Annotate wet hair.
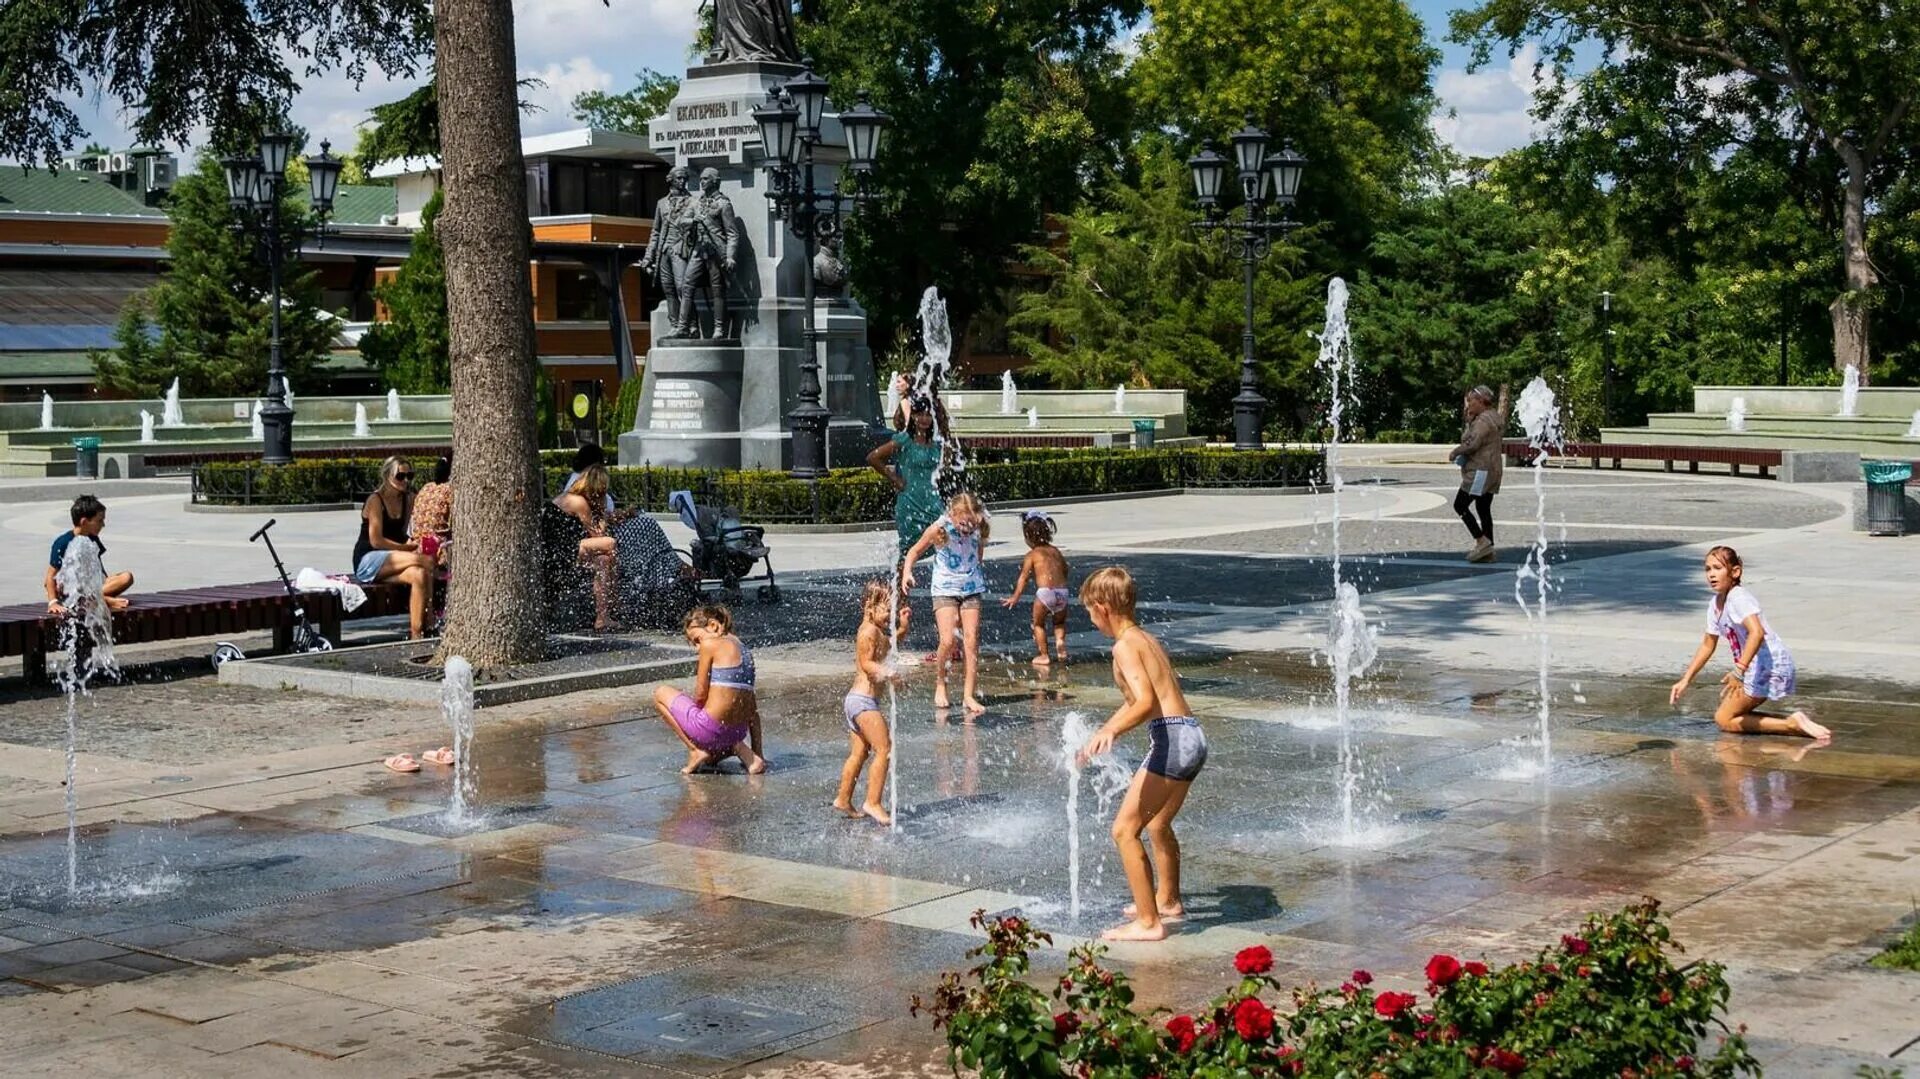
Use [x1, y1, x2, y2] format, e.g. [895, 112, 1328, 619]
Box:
[1467, 385, 1496, 406]
[946, 491, 989, 543]
[432, 456, 452, 485]
[1079, 565, 1136, 618]
[1021, 514, 1056, 547]
[683, 603, 733, 634]
[570, 443, 606, 472]
[70, 494, 104, 525]
[861, 579, 893, 615]
[1705, 545, 1744, 581]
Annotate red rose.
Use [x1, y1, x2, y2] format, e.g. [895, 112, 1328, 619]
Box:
[1463, 961, 1488, 977]
[1340, 981, 1357, 995]
[1234, 945, 1274, 975]
[1425, 954, 1463, 987]
[1488, 1047, 1527, 1075]
[1657, 989, 1673, 1006]
[1563, 935, 1591, 956]
[1166, 1015, 1198, 1053]
[1232, 997, 1275, 1042]
[1577, 965, 1592, 978]
[1352, 969, 1374, 985]
[1374, 991, 1418, 1020]
[1676, 1055, 1694, 1071]
[1052, 1011, 1080, 1042]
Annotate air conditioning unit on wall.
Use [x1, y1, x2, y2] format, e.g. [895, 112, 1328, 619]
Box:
[145, 157, 176, 191]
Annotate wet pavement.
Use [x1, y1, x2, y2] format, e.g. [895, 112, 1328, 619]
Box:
[2, 465, 1918, 1077]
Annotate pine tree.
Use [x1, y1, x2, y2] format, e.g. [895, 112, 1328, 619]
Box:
[94, 153, 335, 398]
[360, 190, 450, 393]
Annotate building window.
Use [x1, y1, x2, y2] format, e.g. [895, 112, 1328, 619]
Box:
[552, 267, 607, 321]
[551, 162, 586, 215]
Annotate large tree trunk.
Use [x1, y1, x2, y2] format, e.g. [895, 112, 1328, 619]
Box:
[1830, 159, 1876, 383]
[435, 0, 546, 667]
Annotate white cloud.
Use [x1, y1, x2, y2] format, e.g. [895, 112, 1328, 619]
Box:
[1430, 42, 1548, 158]
[518, 56, 616, 134]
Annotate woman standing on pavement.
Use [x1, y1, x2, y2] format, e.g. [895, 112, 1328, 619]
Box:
[1447, 383, 1509, 563]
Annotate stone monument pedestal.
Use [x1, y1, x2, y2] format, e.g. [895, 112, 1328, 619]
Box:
[618, 58, 883, 473]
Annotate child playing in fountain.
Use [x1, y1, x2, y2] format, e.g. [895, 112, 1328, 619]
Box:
[1076, 565, 1206, 942]
[1669, 545, 1831, 741]
[902, 491, 990, 715]
[1001, 511, 1070, 667]
[652, 604, 768, 774]
[46, 494, 133, 615]
[834, 580, 910, 825]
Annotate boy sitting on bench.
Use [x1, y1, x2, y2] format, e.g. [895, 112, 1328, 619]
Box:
[46, 494, 134, 616]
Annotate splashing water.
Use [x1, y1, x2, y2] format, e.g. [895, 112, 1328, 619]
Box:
[1026, 406, 1039, 428]
[283, 379, 294, 413]
[161, 377, 184, 427]
[386, 388, 402, 423]
[1838, 366, 1859, 417]
[1514, 377, 1563, 775]
[353, 403, 372, 438]
[442, 657, 478, 825]
[1727, 395, 1747, 433]
[54, 536, 118, 896]
[1000, 370, 1018, 414]
[1313, 277, 1375, 841]
[910, 287, 968, 490]
[884, 370, 901, 419]
[39, 391, 54, 431]
[139, 411, 155, 444]
[1059, 710, 1130, 921]
[1113, 385, 1127, 414]
[250, 399, 265, 440]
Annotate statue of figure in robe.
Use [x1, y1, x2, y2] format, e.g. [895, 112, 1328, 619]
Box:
[713, 0, 801, 64]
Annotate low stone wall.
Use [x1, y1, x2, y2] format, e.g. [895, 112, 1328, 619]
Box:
[1779, 450, 1860, 483]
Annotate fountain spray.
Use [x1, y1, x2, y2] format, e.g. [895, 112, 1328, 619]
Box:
[442, 657, 478, 825]
[1514, 377, 1563, 773]
[53, 536, 118, 896]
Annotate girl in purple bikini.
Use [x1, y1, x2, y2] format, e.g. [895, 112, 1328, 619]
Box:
[652, 605, 768, 774]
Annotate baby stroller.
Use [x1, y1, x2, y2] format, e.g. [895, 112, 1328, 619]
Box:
[668, 486, 780, 603]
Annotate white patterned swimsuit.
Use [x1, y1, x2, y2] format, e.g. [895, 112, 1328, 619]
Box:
[1707, 585, 1796, 700]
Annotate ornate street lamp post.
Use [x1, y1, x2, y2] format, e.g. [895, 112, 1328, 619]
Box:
[754, 63, 889, 479]
[222, 135, 342, 464]
[1189, 121, 1306, 450]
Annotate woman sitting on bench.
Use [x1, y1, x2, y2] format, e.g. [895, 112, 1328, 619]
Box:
[352, 456, 436, 639]
[556, 465, 619, 632]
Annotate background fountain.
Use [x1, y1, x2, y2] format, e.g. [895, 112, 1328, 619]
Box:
[1315, 277, 1377, 843]
[1838, 366, 1860, 417]
[1113, 385, 1127, 414]
[250, 400, 265, 440]
[442, 657, 478, 825]
[884, 370, 901, 420]
[161, 378, 184, 428]
[1514, 376, 1564, 776]
[53, 536, 119, 896]
[353, 403, 372, 438]
[39, 392, 54, 431]
[1907, 409, 1920, 438]
[1727, 395, 1747, 433]
[138, 411, 156, 444]
[1026, 406, 1039, 428]
[386, 388, 402, 423]
[1000, 370, 1018, 414]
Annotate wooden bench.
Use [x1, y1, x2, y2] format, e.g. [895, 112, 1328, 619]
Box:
[0, 580, 409, 684]
[1503, 440, 1783, 478]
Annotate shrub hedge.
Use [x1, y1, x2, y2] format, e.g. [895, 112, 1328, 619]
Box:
[195, 446, 1324, 521]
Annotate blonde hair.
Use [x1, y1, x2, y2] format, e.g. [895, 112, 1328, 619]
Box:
[947, 491, 990, 543]
[683, 603, 733, 634]
[568, 465, 610, 516]
[379, 455, 409, 485]
[861, 579, 893, 616]
[1078, 565, 1136, 618]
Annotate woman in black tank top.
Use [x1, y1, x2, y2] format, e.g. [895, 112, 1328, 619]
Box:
[353, 456, 438, 639]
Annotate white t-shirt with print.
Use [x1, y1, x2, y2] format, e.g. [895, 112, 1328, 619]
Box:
[1706, 585, 1784, 663]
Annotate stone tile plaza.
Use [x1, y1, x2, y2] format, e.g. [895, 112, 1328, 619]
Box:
[2, 460, 1919, 1076]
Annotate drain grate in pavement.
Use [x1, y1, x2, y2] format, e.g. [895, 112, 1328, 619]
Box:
[594, 996, 827, 1059]
[378, 803, 553, 838]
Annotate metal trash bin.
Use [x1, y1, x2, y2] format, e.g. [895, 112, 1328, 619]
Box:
[71, 436, 101, 480]
[1863, 460, 1913, 536]
[1131, 418, 1156, 449]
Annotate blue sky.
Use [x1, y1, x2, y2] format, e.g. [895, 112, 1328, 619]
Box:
[54, 0, 1546, 163]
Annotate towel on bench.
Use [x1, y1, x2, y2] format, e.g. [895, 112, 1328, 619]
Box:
[294, 568, 367, 613]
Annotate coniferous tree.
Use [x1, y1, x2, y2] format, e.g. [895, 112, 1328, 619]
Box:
[359, 190, 450, 392]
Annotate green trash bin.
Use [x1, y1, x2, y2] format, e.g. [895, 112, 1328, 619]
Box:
[1863, 460, 1912, 536]
[1131, 418, 1156, 449]
[71, 436, 101, 480]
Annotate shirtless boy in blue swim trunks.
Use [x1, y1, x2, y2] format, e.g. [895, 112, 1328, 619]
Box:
[1075, 565, 1206, 942]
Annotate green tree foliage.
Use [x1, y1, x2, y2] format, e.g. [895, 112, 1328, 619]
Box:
[355, 81, 442, 175]
[359, 190, 450, 393]
[0, 0, 430, 167]
[94, 154, 334, 398]
[800, 0, 1144, 352]
[570, 69, 679, 134]
[1130, 0, 1440, 250]
[1451, 0, 1920, 377]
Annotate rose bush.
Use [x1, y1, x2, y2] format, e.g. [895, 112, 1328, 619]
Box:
[913, 899, 1758, 1078]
